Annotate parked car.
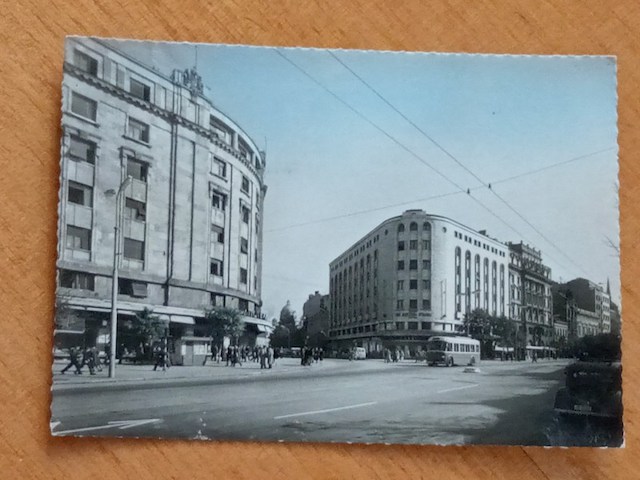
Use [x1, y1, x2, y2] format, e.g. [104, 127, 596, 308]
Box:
[554, 361, 622, 421]
[353, 347, 367, 360]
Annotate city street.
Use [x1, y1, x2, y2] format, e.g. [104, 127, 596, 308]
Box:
[49, 358, 622, 447]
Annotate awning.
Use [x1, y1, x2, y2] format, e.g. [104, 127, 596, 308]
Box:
[171, 315, 195, 325]
[54, 329, 85, 335]
[255, 325, 269, 333]
[158, 314, 171, 322]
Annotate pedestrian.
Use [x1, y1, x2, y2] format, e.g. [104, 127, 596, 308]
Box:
[61, 346, 83, 375]
[153, 345, 167, 371]
[532, 351, 537, 363]
[226, 345, 233, 366]
[319, 347, 324, 361]
[267, 345, 275, 369]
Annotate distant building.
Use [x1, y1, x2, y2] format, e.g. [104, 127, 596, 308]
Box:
[302, 291, 331, 340]
[552, 278, 611, 339]
[329, 210, 509, 355]
[507, 242, 553, 346]
[56, 37, 272, 350]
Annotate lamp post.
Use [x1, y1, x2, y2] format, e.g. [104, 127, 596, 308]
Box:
[105, 176, 132, 378]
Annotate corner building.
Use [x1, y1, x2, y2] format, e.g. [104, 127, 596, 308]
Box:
[56, 37, 271, 347]
[329, 210, 509, 355]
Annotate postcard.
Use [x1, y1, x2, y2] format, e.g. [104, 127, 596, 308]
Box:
[51, 37, 621, 447]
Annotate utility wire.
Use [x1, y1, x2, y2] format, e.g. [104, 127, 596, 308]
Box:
[265, 190, 464, 233]
[274, 48, 582, 275]
[266, 150, 607, 234]
[274, 49, 533, 243]
[327, 50, 611, 277]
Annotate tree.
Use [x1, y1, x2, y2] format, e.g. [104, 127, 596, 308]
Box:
[203, 306, 244, 347]
[130, 308, 167, 359]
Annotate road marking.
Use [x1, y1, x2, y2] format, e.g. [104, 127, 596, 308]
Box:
[52, 418, 160, 436]
[437, 384, 479, 394]
[274, 402, 378, 420]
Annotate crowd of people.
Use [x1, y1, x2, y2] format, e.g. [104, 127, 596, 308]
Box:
[300, 346, 324, 366]
[205, 344, 280, 369]
[383, 347, 406, 363]
[60, 346, 103, 375]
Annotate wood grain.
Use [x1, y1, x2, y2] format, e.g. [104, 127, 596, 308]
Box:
[0, 1, 638, 478]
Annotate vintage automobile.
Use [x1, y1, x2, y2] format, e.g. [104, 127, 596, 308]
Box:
[554, 361, 623, 420]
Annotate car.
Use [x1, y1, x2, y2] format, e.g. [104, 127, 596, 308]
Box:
[353, 347, 367, 360]
[553, 361, 622, 421]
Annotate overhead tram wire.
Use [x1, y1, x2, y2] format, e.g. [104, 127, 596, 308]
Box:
[273, 48, 579, 275]
[266, 151, 608, 234]
[327, 50, 607, 278]
[265, 190, 464, 233]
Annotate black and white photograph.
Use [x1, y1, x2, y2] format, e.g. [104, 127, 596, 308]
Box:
[51, 37, 621, 447]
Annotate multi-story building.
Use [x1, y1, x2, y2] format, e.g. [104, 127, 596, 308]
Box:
[328, 210, 509, 355]
[552, 277, 611, 339]
[302, 291, 331, 346]
[55, 37, 272, 348]
[507, 242, 553, 346]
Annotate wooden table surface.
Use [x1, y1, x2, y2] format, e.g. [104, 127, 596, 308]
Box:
[0, 1, 638, 478]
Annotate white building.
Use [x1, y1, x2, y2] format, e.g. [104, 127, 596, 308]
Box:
[329, 210, 509, 355]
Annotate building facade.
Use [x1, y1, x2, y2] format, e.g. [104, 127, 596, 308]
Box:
[328, 210, 509, 355]
[552, 278, 611, 340]
[507, 242, 553, 346]
[302, 291, 331, 340]
[55, 37, 272, 349]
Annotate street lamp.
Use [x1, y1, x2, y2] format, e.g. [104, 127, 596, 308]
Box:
[105, 176, 132, 378]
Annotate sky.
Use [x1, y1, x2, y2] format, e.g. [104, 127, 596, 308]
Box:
[102, 38, 620, 321]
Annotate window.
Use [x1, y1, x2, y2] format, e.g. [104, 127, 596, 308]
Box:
[68, 181, 92, 207]
[409, 299, 418, 311]
[118, 279, 147, 297]
[409, 222, 418, 231]
[421, 321, 431, 330]
[397, 223, 405, 233]
[129, 78, 151, 101]
[396, 300, 404, 310]
[422, 259, 431, 270]
[66, 225, 91, 250]
[409, 279, 418, 290]
[60, 270, 94, 291]
[212, 156, 227, 177]
[124, 198, 146, 221]
[126, 157, 148, 182]
[397, 280, 404, 291]
[240, 237, 248, 254]
[68, 135, 96, 164]
[422, 299, 431, 310]
[240, 268, 248, 284]
[241, 205, 250, 223]
[409, 259, 418, 270]
[397, 260, 405, 270]
[127, 118, 150, 143]
[211, 224, 224, 243]
[398, 241, 405, 251]
[423, 240, 430, 250]
[238, 299, 249, 311]
[71, 92, 97, 121]
[74, 50, 98, 76]
[241, 175, 250, 193]
[211, 293, 224, 306]
[212, 191, 226, 210]
[396, 321, 404, 330]
[422, 279, 431, 290]
[408, 321, 418, 330]
[123, 238, 144, 261]
[409, 240, 417, 250]
[423, 222, 431, 231]
[210, 258, 223, 277]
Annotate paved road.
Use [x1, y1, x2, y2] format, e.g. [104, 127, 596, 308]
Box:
[50, 359, 619, 446]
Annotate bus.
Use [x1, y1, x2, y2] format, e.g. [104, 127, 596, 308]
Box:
[426, 336, 481, 367]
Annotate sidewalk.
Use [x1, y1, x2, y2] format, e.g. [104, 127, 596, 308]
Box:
[51, 357, 389, 394]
